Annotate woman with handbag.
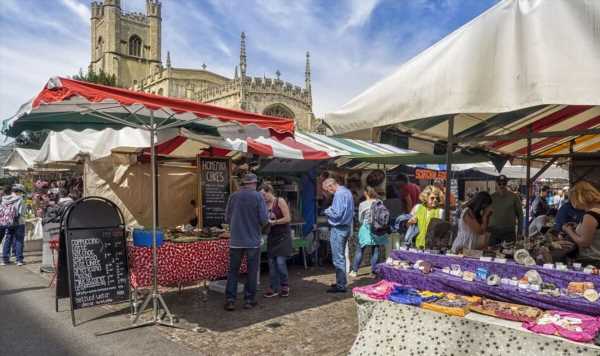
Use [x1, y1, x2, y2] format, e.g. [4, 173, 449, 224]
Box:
[260, 184, 293, 298]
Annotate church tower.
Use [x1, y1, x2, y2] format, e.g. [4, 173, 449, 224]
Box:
[90, 0, 162, 88]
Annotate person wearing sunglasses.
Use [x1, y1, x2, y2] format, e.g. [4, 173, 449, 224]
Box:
[407, 185, 445, 249]
[488, 175, 524, 246]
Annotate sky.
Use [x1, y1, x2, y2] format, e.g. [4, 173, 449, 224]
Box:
[0, 0, 498, 121]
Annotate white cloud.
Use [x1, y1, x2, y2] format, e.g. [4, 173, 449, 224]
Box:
[339, 0, 381, 33]
[61, 0, 90, 23]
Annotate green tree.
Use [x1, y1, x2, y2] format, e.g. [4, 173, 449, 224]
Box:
[72, 67, 118, 87]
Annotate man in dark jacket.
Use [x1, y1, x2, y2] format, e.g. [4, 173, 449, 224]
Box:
[531, 185, 551, 220]
[224, 173, 268, 311]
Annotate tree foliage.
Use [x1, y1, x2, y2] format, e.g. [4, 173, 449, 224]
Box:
[72, 68, 118, 87]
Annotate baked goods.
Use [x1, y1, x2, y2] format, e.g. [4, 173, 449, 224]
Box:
[470, 298, 543, 322]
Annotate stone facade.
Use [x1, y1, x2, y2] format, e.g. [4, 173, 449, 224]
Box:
[89, 0, 315, 131]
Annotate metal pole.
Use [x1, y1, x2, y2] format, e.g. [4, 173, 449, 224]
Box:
[150, 113, 159, 319]
[525, 125, 532, 243]
[444, 116, 455, 221]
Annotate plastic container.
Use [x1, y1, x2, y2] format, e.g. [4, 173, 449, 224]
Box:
[132, 229, 164, 247]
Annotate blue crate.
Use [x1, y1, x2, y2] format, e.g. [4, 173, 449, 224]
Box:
[132, 229, 164, 247]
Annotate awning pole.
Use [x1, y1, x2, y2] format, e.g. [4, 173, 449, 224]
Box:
[444, 115, 455, 221]
[525, 125, 532, 244]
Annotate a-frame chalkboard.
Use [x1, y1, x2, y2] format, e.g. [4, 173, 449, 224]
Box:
[55, 197, 129, 326]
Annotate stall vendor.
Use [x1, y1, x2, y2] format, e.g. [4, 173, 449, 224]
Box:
[561, 181, 600, 266]
[488, 175, 523, 245]
[408, 185, 444, 249]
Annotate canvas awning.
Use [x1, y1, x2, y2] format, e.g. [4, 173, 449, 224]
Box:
[324, 0, 600, 159]
[3, 148, 40, 171]
[3, 77, 295, 139]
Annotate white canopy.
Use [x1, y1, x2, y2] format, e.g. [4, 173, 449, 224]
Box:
[325, 0, 600, 157]
[35, 128, 150, 164]
[3, 148, 40, 171]
[464, 162, 568, 180]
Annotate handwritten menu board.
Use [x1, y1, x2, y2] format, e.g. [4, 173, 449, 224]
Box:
[199, 157, 231, 228]
[65, 228, 129, 310]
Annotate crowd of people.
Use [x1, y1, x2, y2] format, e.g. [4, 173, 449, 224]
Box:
[0, 178, 82, 267]
[219, 170, 600, 311]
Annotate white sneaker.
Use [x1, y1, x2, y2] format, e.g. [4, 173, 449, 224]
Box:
[348, 271, 357, 278]
[17, 261, 24, 266]
[0, 262, 6, 266]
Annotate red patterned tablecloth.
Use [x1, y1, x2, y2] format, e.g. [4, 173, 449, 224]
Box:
[128, 239, 247, 288]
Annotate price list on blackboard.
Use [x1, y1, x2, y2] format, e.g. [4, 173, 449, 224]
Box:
[199, 157, 231, 228]
[67, 229, 129, 310]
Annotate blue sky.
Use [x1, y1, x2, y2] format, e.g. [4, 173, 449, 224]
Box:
[0, 0, 497, 120]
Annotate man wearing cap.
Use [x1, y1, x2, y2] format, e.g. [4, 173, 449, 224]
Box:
[488, 175, 524, 245]
[1, 184, 26, 266]
[322, 178, 354, 293]
[224, 173, 268, 311]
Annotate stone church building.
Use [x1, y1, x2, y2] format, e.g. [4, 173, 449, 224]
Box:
[89, 0, 315, 130]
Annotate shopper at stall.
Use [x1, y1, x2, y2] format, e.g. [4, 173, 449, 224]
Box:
[561, 181, 600, 266]
[0, 185, 12, 249]
[396, 173, 420, 213]
[488, 175, 523, 245]
[224, 173, 268, 311]
[451, 192, 493, 253]
[322, 177, 354, 293]
[554, 188, 585, 232]
[260, 184, 293, 298]
[408, 185, 445, 249]
[0, 184, 26, 266]
[350, 187, 388, 277]
[531, 185, 551, 220]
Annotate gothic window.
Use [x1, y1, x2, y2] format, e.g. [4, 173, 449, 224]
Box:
[263, 104, 295, 119]
[129, 35, 142, 57]
[96, 37, 104, 59]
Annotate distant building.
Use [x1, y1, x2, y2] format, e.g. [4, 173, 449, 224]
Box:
[90, 0, 315, 130]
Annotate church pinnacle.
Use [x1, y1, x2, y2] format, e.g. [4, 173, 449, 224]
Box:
[240, 32, 247, 79]
[166, 51, 171, 68]
[305, 51, 311, 94]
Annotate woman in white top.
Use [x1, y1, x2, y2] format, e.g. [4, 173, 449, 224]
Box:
[451, 191, 493, 253]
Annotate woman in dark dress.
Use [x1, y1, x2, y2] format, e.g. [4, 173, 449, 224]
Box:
[260, 184, 293, 298]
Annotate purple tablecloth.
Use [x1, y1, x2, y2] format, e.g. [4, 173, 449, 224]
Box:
[377, 264, 600, 316]
[391, 249, 600, 289]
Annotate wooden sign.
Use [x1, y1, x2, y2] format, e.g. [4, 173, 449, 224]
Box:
[198, 157, 231, 228]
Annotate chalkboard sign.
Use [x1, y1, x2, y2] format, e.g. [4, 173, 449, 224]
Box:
[55, 197, 128, 326]
[66, 228, 129, 310]
[199, 157, 231, 228]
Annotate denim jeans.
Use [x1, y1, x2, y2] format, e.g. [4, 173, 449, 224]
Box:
[330, 225, 351, 290]
[352, 244, 381, 273]
[2, 224, 25, 263]
[226, 247, 260, 303]
[268, 256, 289, 292]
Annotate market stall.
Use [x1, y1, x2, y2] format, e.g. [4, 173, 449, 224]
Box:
[324, 0, 600, 351]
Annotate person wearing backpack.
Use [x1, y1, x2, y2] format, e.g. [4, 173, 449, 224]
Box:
[350, 187, 389, 277]
[1, 184, 26, 266]
[0, 185, 12, 249]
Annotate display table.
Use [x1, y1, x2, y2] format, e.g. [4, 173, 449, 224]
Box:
[392, 249, 600, 289]
[128, 239, 247, 289]
[351, 293, 599, 356]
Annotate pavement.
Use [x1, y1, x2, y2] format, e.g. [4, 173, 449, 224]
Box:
[0, 251, 197, 356]
[0, 251, 373, 356]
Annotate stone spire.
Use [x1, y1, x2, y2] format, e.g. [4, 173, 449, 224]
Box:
[234, 65, 239, 80]
[275, 70, 281, 80]
[166, 51, 171, 68]
[239, 32, 247, 110]
[305, 51, 311, 94]
[239, 32, 247, 79]
[305, 51, 313, 108]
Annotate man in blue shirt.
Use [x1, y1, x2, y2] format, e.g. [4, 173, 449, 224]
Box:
[323, 178, 354, 293]
[224, 173, 268, 311]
